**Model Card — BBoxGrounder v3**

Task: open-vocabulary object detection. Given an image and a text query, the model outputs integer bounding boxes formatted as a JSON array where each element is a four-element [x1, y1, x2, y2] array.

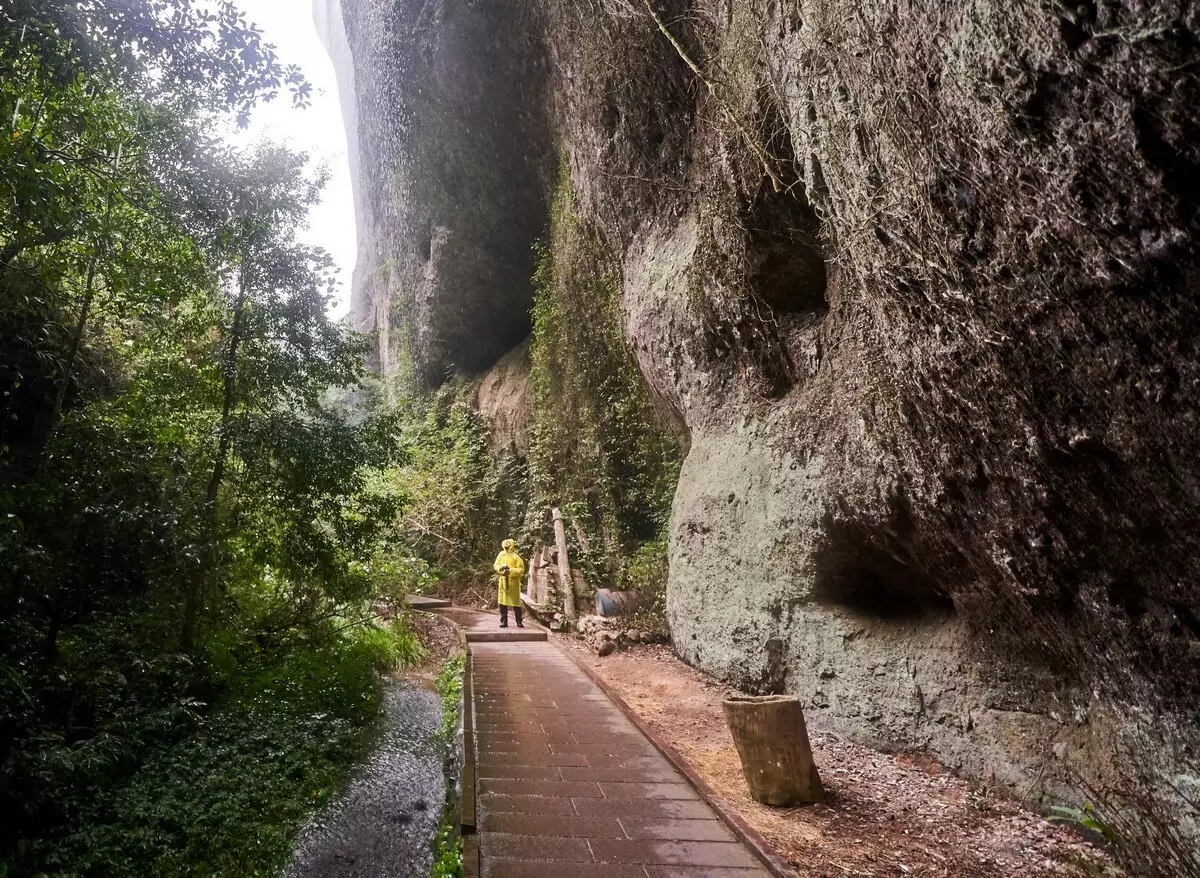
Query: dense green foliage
[[7, 619, 412, 878], [0, 5, 417, 876], [368, 381, 528, 589], [429, 654, 466, 878], [525, 165, 680, 610]]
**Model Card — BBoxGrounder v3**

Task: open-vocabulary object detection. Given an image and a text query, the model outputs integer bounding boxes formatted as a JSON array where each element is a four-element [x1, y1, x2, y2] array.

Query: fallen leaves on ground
[[560, 638, 1116, 878]]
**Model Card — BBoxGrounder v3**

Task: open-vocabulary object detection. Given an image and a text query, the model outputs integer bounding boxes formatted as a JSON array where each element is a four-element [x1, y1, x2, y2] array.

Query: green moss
[[524, 162, 681, 596], [429, 654, 466, 878]]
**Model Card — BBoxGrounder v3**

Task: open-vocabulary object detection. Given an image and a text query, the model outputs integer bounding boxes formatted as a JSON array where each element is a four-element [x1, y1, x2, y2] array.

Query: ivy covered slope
[[523, 168, 681, 613], [0, 5, 424, 877]]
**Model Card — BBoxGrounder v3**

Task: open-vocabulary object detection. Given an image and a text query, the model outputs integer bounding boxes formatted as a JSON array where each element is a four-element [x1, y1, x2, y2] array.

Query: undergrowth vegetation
[[525, 165, 680, 623], [368, 381, 529, 591], [1, 604, 426, 878], [429, 654, 467, 878], [434, 654, 467, 743]]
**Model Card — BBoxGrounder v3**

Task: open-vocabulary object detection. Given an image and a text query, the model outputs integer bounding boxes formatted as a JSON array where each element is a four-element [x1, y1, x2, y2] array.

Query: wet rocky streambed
[[286, 681, 446, 878]]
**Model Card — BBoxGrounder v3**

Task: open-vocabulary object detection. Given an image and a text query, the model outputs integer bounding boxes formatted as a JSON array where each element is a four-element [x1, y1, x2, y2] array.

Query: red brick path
[[470, 640, 770, 877]]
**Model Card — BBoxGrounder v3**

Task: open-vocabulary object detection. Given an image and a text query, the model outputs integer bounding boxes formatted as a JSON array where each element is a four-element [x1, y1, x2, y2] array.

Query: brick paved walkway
[[470, 640, 771, 877]]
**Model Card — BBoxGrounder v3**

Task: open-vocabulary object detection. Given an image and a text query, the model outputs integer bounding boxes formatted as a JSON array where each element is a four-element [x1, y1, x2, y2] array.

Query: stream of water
[[285, 681, 444, 878]]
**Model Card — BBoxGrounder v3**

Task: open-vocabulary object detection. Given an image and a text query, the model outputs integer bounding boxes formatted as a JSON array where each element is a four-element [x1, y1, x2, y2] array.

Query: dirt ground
[[408, 610, 462, 678], [558, 637, 1116, 878]]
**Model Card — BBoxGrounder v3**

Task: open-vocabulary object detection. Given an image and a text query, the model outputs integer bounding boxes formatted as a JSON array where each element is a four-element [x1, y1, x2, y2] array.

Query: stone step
[[406, 594, 452, 609], [466, 629, 548, 643]]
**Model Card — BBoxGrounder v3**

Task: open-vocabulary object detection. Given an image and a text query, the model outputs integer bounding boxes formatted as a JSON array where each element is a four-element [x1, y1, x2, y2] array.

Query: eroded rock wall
[[320, 0, 552, 384], [474, 340, 533, 456], [323, 0, 1200, 850], [545, 0, 1200, 818]]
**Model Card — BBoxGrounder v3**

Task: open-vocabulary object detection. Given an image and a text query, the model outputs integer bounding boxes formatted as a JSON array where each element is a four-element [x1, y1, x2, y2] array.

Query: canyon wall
[[315, 0, 553, 382], [319, 0, 1200, 853]]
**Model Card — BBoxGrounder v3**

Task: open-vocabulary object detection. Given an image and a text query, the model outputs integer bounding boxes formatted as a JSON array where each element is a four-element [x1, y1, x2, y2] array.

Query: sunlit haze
[[226, 0, 355, 319]]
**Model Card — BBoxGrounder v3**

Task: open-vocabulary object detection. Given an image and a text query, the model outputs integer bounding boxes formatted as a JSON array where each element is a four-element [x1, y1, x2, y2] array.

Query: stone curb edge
[[558, 641, 800, 878], [462, 649, 480, 877]]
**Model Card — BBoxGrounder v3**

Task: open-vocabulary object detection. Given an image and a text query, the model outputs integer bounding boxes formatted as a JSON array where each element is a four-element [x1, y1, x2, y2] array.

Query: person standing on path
[[494, 538, 525, 628]]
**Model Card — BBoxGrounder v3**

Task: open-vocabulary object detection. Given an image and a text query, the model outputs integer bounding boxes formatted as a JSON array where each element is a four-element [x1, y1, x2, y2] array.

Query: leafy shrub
[[0, 612, 398, 878], [349, 618, 430, 672], [619, 535, 670, 633]]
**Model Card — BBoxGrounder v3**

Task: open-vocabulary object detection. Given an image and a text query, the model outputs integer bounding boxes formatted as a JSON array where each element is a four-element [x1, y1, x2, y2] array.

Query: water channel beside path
[[286, 680, 444, 878]]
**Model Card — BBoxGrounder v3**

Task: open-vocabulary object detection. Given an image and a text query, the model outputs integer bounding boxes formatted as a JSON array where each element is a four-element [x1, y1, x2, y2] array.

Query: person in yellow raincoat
[[494, 539, 525, 628]]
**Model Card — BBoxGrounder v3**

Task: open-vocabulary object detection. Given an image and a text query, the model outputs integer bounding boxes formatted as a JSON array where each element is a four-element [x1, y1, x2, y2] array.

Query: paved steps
[[466, 629, 548, 643], [430, 606, 549, 644], [467, 637, 773, 877]]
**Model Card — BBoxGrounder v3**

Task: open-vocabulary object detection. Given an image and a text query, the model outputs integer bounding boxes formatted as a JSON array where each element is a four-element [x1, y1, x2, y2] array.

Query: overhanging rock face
[[315, 0, 552, 384], [320, 0, 1200, 847], [603, 0, 1200, 836]]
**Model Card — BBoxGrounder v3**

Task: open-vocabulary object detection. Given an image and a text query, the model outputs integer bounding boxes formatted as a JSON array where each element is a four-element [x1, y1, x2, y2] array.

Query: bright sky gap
[[224, 0, 356, 319]]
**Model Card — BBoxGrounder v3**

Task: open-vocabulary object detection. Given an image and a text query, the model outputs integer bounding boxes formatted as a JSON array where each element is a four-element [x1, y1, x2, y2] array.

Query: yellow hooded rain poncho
[[494, 539, 524, 608]]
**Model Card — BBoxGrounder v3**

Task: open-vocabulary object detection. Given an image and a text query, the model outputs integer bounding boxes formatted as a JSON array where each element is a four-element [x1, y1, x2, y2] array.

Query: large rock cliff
[[316, 0, 552, 382], [318, 0, 1200, 857]]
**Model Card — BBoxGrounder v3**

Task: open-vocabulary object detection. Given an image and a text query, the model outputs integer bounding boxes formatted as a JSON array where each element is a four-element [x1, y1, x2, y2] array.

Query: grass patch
[[428, 815, 463, 878], [348, 616, 430, 672], [435, 653, 466, 743], [429, 653, 467, 878]]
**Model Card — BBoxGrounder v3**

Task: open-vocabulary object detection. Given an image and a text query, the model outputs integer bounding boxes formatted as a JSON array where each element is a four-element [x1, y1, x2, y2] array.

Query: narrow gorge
[[315, 0, 1200, 861]]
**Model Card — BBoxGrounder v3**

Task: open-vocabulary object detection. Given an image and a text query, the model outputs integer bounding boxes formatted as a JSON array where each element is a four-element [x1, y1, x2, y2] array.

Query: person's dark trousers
[[499, 605, 524, 628]]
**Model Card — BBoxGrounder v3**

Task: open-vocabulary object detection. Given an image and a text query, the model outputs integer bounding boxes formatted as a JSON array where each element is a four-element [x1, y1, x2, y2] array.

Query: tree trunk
[[552, 506, 576, 620], [48, 258, 97, 429], [45, 143, 121, 429], [722, 694, 824, 805], [182, 267, 248, 649]]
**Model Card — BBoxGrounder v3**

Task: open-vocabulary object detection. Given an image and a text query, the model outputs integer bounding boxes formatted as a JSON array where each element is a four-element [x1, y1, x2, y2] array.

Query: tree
[[0, 7, 414, 875], [179, 144, 385, 647]]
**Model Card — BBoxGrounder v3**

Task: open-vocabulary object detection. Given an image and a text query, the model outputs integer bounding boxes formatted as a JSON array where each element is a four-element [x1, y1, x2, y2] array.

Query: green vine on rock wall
[[367, 381, 529, 591], [524, 162, 681, 603]]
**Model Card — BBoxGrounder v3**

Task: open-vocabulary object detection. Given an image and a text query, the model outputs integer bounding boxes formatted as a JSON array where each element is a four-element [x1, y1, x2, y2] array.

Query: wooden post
[[551, 507, 576, 620], [722, 695, 824, 805], [527, 547, 541, 605]]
